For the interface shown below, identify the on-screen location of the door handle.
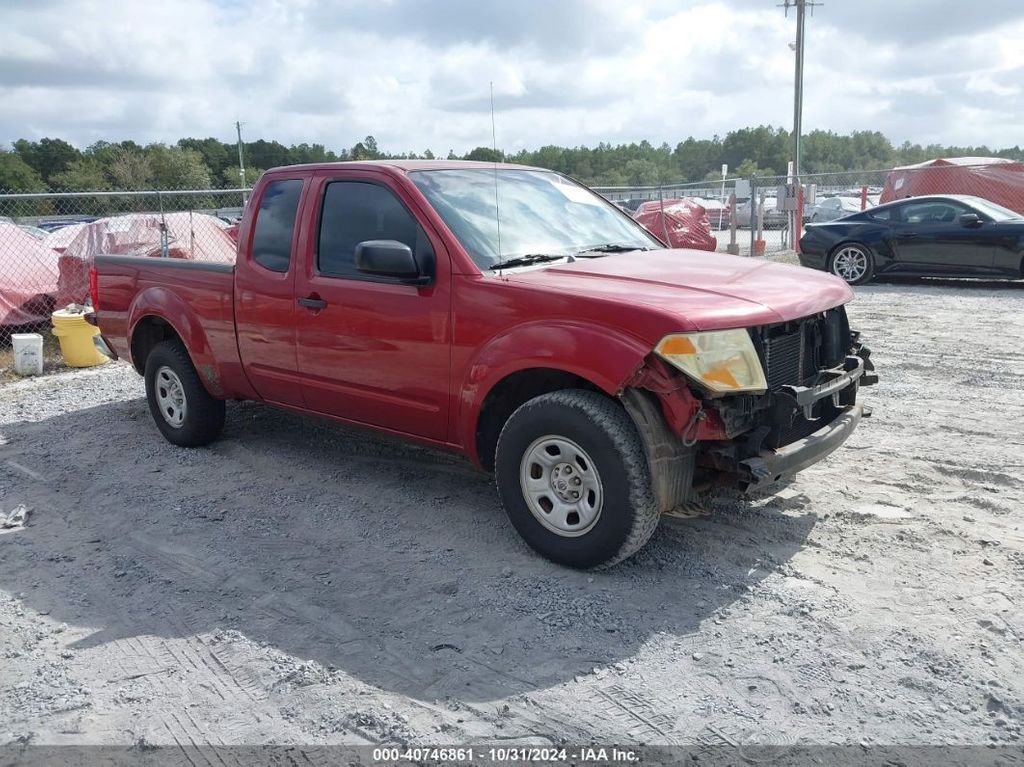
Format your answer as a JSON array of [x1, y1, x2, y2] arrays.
[[297, 296, 328, 310], [902, 231, 919, 238]]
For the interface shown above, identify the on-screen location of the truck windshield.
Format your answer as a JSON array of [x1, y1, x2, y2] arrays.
[[410, 168, 661, 270]]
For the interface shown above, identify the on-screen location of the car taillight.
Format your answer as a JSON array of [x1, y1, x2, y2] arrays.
[[89, 266, 99, 312]]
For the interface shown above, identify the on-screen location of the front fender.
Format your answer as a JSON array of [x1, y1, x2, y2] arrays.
[[457, 320, 652, 463], [127, 287, 221, 396]]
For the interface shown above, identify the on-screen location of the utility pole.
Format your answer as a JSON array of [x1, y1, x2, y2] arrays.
[[782, 0, 818, 249], [235, 120, 247, 205], [790, 0, 806, 185]]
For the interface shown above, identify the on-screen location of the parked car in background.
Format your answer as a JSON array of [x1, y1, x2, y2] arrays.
[[91, 160, 876, 568], [735, 196, 787, 229], [799, 194, 1024, 284], [698, 198, 730, 229], [36, 216, 98, 232], [18, 224, 49, 239], [808, 196, 864, 223]]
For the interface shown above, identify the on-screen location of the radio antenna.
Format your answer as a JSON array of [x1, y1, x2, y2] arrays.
[[490, 81, 503, 266]]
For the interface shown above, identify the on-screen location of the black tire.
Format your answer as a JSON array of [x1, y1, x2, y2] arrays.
[[494, 389, 659, 569], [827, 241, 875, 285], [144, 340, 225, 447]]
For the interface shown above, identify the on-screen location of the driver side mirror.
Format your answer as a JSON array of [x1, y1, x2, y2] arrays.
[[355, 240, 432, 285], [958, 213, 983, 228]]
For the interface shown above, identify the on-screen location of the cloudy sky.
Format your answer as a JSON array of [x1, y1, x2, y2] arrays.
[[2, 0, 1023, 154]]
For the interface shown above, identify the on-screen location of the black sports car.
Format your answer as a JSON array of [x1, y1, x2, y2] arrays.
[[798, 194, 1024, 285]]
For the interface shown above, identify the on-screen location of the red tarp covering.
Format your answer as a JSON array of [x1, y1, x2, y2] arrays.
[[633, 198, 717, 251], [0, 222, 61, 326], [879, 157, 1024, 214], [56, 212, 237, 306]]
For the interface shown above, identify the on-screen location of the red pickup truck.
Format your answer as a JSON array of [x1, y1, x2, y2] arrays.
[[91, 160, 876, 568]]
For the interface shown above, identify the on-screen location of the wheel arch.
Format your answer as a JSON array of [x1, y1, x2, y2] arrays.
[[458, 321, 653, 470], [472, 367, 609, 472], [127, 287, 222, 396]]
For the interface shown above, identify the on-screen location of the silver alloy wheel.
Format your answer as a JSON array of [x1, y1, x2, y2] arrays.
[[832, 245, 869, 283], [154, 366, 187, 428], [519, 435, 603, 537]]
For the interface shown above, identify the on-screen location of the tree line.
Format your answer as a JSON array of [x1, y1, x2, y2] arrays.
[[2, 126, 1022, 194]]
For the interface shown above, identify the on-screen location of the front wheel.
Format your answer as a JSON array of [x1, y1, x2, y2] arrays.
[[494, 390, 659, 569], [828, 243, 875, 285], [144, 340, 225, 447]]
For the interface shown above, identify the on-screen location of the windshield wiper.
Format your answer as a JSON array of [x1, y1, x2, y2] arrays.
[[489, 254, 570, 270], [576, 243, 650, 256]]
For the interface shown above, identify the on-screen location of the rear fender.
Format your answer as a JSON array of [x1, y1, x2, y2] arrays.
[[127, 287, 221, 397]]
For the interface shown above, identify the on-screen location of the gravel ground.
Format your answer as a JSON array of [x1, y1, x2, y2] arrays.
[[1, 276, 1022, 755]]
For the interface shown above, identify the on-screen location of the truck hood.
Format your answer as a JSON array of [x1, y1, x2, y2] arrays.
[[507, 249, 854, 331]]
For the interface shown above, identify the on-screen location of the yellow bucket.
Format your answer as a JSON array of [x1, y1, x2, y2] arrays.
[[51, 309, 108, 368]]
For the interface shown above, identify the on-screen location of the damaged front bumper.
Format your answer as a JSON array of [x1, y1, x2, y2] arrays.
[[738, 403, 863, 491], [622, 339, 877, 509], [715, 347, 875, 492]]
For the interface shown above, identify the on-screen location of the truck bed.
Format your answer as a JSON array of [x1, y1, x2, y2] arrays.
[[94, 255, 246, 397]]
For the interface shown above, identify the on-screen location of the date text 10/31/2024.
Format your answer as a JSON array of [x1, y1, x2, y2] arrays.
[[372, 747, 639, 763]]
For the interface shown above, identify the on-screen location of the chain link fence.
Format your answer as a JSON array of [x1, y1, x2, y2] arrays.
[[596, 161, 1024, 258], [2, 160, 1022, 347], [0, 188, 247, 342]]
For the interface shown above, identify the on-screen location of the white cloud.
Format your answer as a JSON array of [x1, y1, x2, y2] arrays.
[[1, 0, 1022, 155]]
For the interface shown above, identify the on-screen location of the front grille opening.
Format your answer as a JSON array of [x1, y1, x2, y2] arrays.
[[756, 308, 850, 389]]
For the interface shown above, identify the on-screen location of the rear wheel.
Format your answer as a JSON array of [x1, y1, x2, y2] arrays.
[[828, 242, 875, 285], [144, 340, 225, 447], [495, 389, 659, 569]]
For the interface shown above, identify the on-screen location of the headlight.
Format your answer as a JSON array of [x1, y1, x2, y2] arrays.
[[655, 329, 767, 394]]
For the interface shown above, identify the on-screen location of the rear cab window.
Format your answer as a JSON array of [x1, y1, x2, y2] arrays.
[[251, 179, 303, 272]]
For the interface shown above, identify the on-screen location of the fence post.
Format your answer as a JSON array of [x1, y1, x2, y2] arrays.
[[657, 185, 671, 246], [748, 178, 756, 257], [726, 193, 739, 255], [157, 190, 169, 258], [795, 185, 804, 255]]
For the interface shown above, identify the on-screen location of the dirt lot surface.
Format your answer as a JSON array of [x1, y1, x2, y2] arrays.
[[1, 278, 1022, 754]]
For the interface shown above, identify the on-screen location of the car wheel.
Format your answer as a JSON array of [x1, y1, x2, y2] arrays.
[[495, 389, 659, 569], [144, 340, 226, 447], [828, 242, 875, 285]]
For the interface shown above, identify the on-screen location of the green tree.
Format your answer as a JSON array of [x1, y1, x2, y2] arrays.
[[463, 146, 504, 162], [245, 139, 290, 170], [108, 146, 153, 190], [735, 158, 767, 178], [623, 158, 659, 186], [350, 136, 381, 161], [287, 142, 338, 164], [147, 145, 213, 189], [0, 150, 46, 192], [50, 157, 110, 190], [178, 137, 233, 178], [12, 137, 81, 183], [220, 165, 265, 188]]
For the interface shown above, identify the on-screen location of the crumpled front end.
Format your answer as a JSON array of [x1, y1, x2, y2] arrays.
[[622, 305, 877, 511]]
